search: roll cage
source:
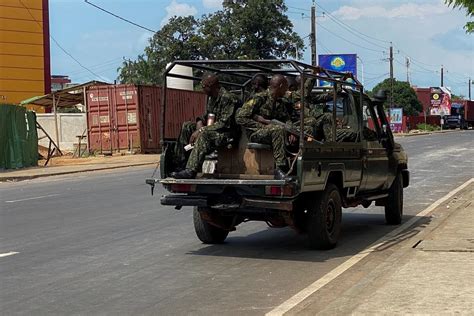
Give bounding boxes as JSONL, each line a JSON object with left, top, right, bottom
{"left": 161, "top": 59, "right": 365, "bottom": 150}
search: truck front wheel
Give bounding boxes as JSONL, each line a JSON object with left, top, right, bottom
{"left": 306, "top": 184, "right": 342, "bottom": 250}
{"left": 193, "top": 207, "right": 229, "bottom": 244}
{"left": 385, "top": 172, "right": 403, "bottom": 225}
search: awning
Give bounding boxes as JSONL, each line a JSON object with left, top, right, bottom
{"left": 20, "top": 80, "right": 108, "bottom": 107}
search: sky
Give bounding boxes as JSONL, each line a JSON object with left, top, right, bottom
{"left": 49, "top": 0, "right": 473, "bottom": 97}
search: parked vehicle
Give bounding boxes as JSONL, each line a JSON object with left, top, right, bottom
{"left": 444, "top": 101, "right": 474, "bottom": 129}
{"left": 147, "top": 60, "right": 409, "bottom": 249}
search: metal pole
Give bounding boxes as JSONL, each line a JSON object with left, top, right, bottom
{"left": 469, "top": 78, "right": 471, "bottom": 100}
{"left": 311, "top": 3, "right": 317, "bottom": 66}
{"left": 389, "top": 43, "right": 394, "bottom": 108}
{"left": 357, "top": 56, "right": 364, "bottom": 85}
{"left": 406, "top": 57, "right": 410, "bottom": 84}
{"left": 440, "top": 65, "right": 444, "bottom": 87}
{"left": 53, "top": 93, "right": 60, "bottom": 151}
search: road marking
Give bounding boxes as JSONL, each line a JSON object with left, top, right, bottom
{"left": 0, "top": 252, "right": 19, "bottom": 258}
{"left": 4, "top": 193, "right": 60, "bottom": 203}
{"left": 266, "top": 178, "right": 474, "bottom": 316}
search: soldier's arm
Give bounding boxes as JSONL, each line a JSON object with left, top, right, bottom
{"left": 236, "top": 97, "right": 263, "bottom": 129}
{"left": 204, "top": 94, "right": 236, "bottom": 132}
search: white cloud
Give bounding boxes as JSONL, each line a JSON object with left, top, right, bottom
{"left": 202, "top": 0, "right": 222, "bottom": 9}
{"left": 333, "top": 3, "right": 450, "bottom": 20}
{"left": 161, "top": 0, "right": 198, "bottom": 26}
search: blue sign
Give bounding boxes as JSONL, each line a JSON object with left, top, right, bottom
{"left": 318, "top": 54, "right": 357, "bottom": 86}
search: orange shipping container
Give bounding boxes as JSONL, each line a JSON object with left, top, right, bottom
{"left": 86, "top": 84, "right": 206, "bottom": 154}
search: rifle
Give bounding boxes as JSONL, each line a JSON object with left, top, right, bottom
{"left": 270, "top": 119, "right": 322, "bottom": 144}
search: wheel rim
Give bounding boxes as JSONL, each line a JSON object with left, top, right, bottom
{"left": 326, "top": 199, "right": 336, "bottom": 233}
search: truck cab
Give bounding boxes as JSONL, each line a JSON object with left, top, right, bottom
{"left": 147, "top": 60, "right": 409, "bottom": 249}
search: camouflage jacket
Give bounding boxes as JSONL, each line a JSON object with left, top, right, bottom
{"left": 198, "top": 87, "right": 239, "bottom": 133}
{"left": 236, "top": 90, "right": 291, "bottom": 132}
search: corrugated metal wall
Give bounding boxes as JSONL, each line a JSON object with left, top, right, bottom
{"left": 86, "top": 84, "right": 206, "bottom": 154}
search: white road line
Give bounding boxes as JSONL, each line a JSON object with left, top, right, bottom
{"left": 4, "top": 193, "right": 60, "bottom": 203}
{"left": 266, "top": 178, "right": 474, "bottom": 316}
{"left": 0, "top": 251, "right": 19, "bottom": 258}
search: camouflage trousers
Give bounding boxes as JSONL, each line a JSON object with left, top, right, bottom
{"left": 174, "top": 121, "right": 196, "bottom": 168}
{"left": 315, "top": 113, "right": 333, "bottom": 141}
{"left": 186, "top": 129, "right": 230, "bottom": 171}
{"left": 248, "top": 125, "right": 287, "bottom": 168}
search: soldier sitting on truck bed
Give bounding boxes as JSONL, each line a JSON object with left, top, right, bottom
{"left": 285, "top": 75, "right": 337, "bottom": 141}
{"left": 171, "top": 74, "right": 239, "bottom": 179}
{"left": 236, "top": 74, "right": 292, "bottom": 180}
{"left": 244, "top": 73, "right": 269, "bottom": 101}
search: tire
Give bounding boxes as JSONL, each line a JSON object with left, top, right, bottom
{"left": 193, "top": 207, "right": 229, "bottom": 244}
{"left": 385, "top": 172, "right": 403, "bottom": 225}
{"left": 306, "top": 184, "right": 342, "bottom": 250}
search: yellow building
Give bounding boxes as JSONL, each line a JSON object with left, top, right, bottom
{"left": 0, "top": 0, "right": 50, "bottom": 106}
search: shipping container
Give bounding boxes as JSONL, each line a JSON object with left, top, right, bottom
{"left": 86, "top": 84, "right": 206, "bottom": 154}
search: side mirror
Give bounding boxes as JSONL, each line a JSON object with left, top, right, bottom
{"left": 372, "top": 89, "right": 387, "bottom": 105}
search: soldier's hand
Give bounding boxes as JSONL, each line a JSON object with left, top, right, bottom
{"left": 189, "top": 129, "right": 201, "bottom": 145}
{"left": 254, "top": 115, "right": 270, "bottom": 125}
{"left": 288, "top": 134, "right": 297, "bottom": 144}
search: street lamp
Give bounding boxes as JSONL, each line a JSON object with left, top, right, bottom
{"left": 356, "top": 56, "right": 365, "bottom": 86}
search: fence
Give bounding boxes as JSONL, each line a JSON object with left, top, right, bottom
{"left": 0, "top": 104, "right": 38, "bottom": 169}
{"left": 36, "top": 113, "right": 87, "bottom": 152}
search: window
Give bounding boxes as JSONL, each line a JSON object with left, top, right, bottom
{"left": 324, "top": 94, "right": 359, "bottom": 142}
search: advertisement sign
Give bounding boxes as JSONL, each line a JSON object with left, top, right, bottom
{"left": 318, "top": 54, "right": 357, "bottom": 86}
{"left": 430, "top": 87, "right": 451, "bottom": 116}
{"left": 389, "top": 108, "right": 403, "bottom": 133}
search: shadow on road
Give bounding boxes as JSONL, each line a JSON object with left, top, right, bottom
{"left": 187, "top": 212, "right": 432, "bottom": 262}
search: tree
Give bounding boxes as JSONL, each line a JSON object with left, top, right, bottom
{"left": 371, "top": 78, "right": 423, "bottom": 116}
{"left": 118, "top": 0, "right": 304, "bottom": 84}
{"left": 451, "top": 93, "right": 466, "bottom": 101}
{"left": 445, "top": 0, "right": 474, "bottom": 33}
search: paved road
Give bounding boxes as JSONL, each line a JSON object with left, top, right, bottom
{"left": 1, "top": 131, "right": 473, "bottom": 315}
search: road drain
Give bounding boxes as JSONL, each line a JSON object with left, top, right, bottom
{"left": 412, "top": 240, "right": 423, "bottom": 248}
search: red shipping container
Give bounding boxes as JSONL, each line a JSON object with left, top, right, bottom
{"left": 86, "top": 84, "right": 206, "bottom": 154}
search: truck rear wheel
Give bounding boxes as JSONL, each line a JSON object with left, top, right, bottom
{"left": 306, "top": 184, "right": 342, "bottom": 250}
{"left": 385, "top": 172, "right": 403, "bottom": 225}
{"left": 193, "top": 207, "right": 229, "bottom": 244}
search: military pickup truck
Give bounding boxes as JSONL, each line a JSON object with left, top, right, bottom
{"left": 147, "top": 60, "right": 409, "bottom": 249}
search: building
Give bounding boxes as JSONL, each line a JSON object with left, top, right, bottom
{"left": 0, "top": 0, "right": 51, "bottom": 105}
{"left": 51, "top": 75, "right": 71, "bottom": 91}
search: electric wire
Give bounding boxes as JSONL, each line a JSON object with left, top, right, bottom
{"left": 19, "top": 0, "right": 106, "bottom": 81}
{"left": 84, "top": 0, "right": 156, "bottom": 33}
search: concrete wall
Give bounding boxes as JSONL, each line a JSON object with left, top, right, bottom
{"left": 36, "top": 113, "right": 87, "bottom": 152}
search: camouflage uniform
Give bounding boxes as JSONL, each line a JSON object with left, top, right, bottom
{"left": 236, "top": 90, "right": 290, "bottom": 169}
{"left": 184, "top": 88, "right": 239, "bottom": 172}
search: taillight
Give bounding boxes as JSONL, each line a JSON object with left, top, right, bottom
{"left": 169, "top": 184, "right": 196, "bottom": 193}
{"left": 265, "top": 185, "right": 294, "bottom": 196}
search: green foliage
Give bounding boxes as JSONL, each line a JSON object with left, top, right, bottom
{"left": 371, "top": 78, "right": 423, "bottom": 116}
{"left": 118, "top": 0, "right": 304, "bottom": 85}
{"left": 451, "top": 93, "right": 466, "bottom": 101}
{"left": 445, "top": 0, "right": 474, "bottom": 33}
{"left": 416, "top": 123, "right": 440, "bottom": 131}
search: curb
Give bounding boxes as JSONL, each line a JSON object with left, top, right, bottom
{"left": 394, "top": 129, "right": 464, "bottom": 137}
{"left": 0, "top": 162, "right": 158, "bottom": 183}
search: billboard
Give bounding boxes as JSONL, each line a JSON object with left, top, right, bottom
{"left": 430, "top": 87, "right": 451, "bottom": 116}
{"left": 389, "top": 108, "right": 403, "bottom": 133}
{"left": 318, "top": 54, "right": 357, "bottom": 86}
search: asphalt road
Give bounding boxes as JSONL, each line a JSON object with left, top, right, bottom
{"left": 1, "top": 131, "right": 473, "bottom": 315}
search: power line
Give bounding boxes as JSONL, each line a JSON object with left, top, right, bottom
{"left": 314, "top": 2, "right": 390, "bottom": 44}
{"left": 84, "top": 0, "right": 156, "bottom": 33}
{"left": 19, "top": 0, "right": 106, "bottom": 81}
{"left": 317, "top": 22, "right": 384, "bottom": 54}
{"left": 287, "top": 5, "right": 310, "bottom": 12}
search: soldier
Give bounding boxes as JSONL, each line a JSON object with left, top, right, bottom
{"left": 245, "top": 73, "right": 268, "bottom": 101}
{"left": 236, "top": 74, "right": 291, "bottom": 180}
{"left": 172, "top": 74, "right": 239, "bottom": 179}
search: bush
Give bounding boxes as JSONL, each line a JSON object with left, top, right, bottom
{"left": 416, "top": 123, "right": 440, "bottom": 131}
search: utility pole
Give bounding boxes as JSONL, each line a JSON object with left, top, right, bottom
{"left": 440, "top": 65, "right": 444, "bottom": 87}
{"left": 389, "top": 42, "right": 394, "bottom": 108}
{"left": 405, "top": 57, "right": 410, "bottom": 84}
{"left": 469, "top": 78, "right": 472, "bottom": 100}
{"left": 310, "top": 1, "right": 317, "bottom": 66}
